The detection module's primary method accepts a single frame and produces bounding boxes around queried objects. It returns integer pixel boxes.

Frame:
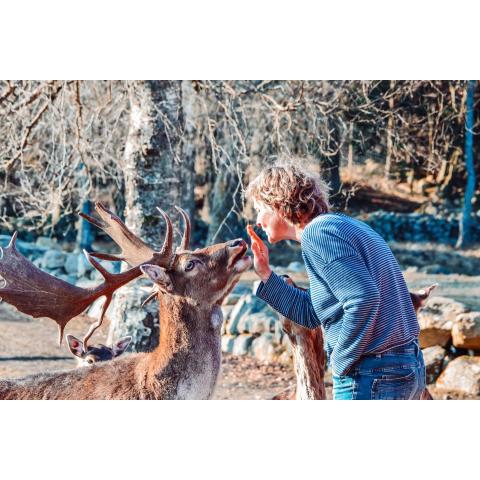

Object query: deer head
[66,334,132,367]
[141,238,251,307]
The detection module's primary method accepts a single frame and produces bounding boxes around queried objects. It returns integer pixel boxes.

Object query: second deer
[66,334,132,367]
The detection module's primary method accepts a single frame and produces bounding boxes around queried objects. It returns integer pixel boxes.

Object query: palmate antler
[0,203,191,348]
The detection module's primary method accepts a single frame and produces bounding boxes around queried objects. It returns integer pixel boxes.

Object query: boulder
[418,296,469,348]
[420,264,450,275]
[226,294,268,335]
[452,312,480,350]
[286,261,305,273]
[35,236,59,249]
[42,250,66,269]
[64,253,80,275]
[251,333,276,362]
[221,335,235,354]
[57,274,77,285]
[435,356,480,398]
[237,311,276,334]
[232,334,255,355]
[226,295,251,335]
[86,297,108,319]
[422,346,446,384]
[220,305,233,322]
[225,293,242,306]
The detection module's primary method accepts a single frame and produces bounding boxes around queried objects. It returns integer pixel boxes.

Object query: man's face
[253,200,292,244]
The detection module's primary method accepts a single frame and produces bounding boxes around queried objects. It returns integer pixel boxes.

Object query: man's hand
[246,225,272,282]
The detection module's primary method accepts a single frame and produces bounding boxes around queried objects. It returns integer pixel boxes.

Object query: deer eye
[86,357,95,364]
[184,260,196,272]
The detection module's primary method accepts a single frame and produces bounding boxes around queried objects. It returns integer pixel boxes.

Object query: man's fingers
[246,224,264,246]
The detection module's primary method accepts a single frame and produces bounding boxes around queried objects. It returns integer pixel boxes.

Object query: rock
[277,350,293,365]
[232,283,251,296]
[64,253,79,275]
[86,297,108,319]
[75,278,99,289]
[418,296,469,348]
[226,294,268,335]
[237,311,277,334]
[225,293,242,306]
[251,333,276,361]
[420,264,450,275]
[221,335,235,354]
[286,261,305,273]
[77,253,94,277]
[57,274,77,285]
[35,236,59,249]
[226,295,251,335]
[221,305,233,322]
[107,284,159,351]
[422,346,446,384]
[452,312,480,350]
[42,250,66,269]
[232,334,255,355]
[435,356,480,398]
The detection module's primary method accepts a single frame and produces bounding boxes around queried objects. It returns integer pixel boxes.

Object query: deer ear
[66,334,84,358]
[141,264,174,293]
[112,336,132,357]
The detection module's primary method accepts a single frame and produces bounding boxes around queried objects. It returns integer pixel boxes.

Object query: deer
[66,334,132,367]
[271,277,437,401]
[0,203,252,399]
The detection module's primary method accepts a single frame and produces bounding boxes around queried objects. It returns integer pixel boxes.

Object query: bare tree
[456,80,477,248]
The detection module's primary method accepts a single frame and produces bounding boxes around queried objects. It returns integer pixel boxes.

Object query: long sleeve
[319,255,380,376]
[255,272,321,329]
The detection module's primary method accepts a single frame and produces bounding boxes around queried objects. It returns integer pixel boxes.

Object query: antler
[0,203,179,348]
[174,206,191,251]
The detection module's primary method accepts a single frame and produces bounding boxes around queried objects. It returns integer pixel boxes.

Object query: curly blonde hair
[246,158,330,226]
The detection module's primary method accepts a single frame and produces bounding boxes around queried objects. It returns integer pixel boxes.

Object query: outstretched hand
[246,225,272,282]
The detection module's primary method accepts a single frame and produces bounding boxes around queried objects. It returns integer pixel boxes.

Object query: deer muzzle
[227,239,252,272]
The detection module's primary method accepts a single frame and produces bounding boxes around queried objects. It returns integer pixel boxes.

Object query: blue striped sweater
[256,213,419,376]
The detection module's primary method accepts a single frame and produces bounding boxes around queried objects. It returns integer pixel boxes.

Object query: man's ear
[66,334,85,358]
[112,336,132,357]
[140,264,174,293]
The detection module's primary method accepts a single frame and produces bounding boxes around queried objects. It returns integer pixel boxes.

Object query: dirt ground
[0,269,478,400]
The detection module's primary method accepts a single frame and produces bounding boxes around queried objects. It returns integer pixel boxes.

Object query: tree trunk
[108,80,194,352]
[456,80,477,249]
[321,117,341,207]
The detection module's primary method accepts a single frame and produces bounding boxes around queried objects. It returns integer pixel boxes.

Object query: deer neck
[145,294,223,399]
[283,320,326,400]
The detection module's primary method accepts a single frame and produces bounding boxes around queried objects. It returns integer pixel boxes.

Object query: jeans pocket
[371,369,417,400]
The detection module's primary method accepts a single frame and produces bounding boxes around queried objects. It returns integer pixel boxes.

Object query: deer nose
[229,239,245,248]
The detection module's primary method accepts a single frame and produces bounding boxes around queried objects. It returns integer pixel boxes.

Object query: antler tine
[174,206,191,251]
[80,202,155,268]
[82,294,113,349]
[7,231,18,249]
[156,207,174,261]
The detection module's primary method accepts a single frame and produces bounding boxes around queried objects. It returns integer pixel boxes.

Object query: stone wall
[363,211,480,245]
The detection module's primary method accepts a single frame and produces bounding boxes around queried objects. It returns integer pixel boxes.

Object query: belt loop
[413,339,420,356]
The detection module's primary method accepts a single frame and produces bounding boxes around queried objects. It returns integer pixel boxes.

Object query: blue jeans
[332,339,426,400]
